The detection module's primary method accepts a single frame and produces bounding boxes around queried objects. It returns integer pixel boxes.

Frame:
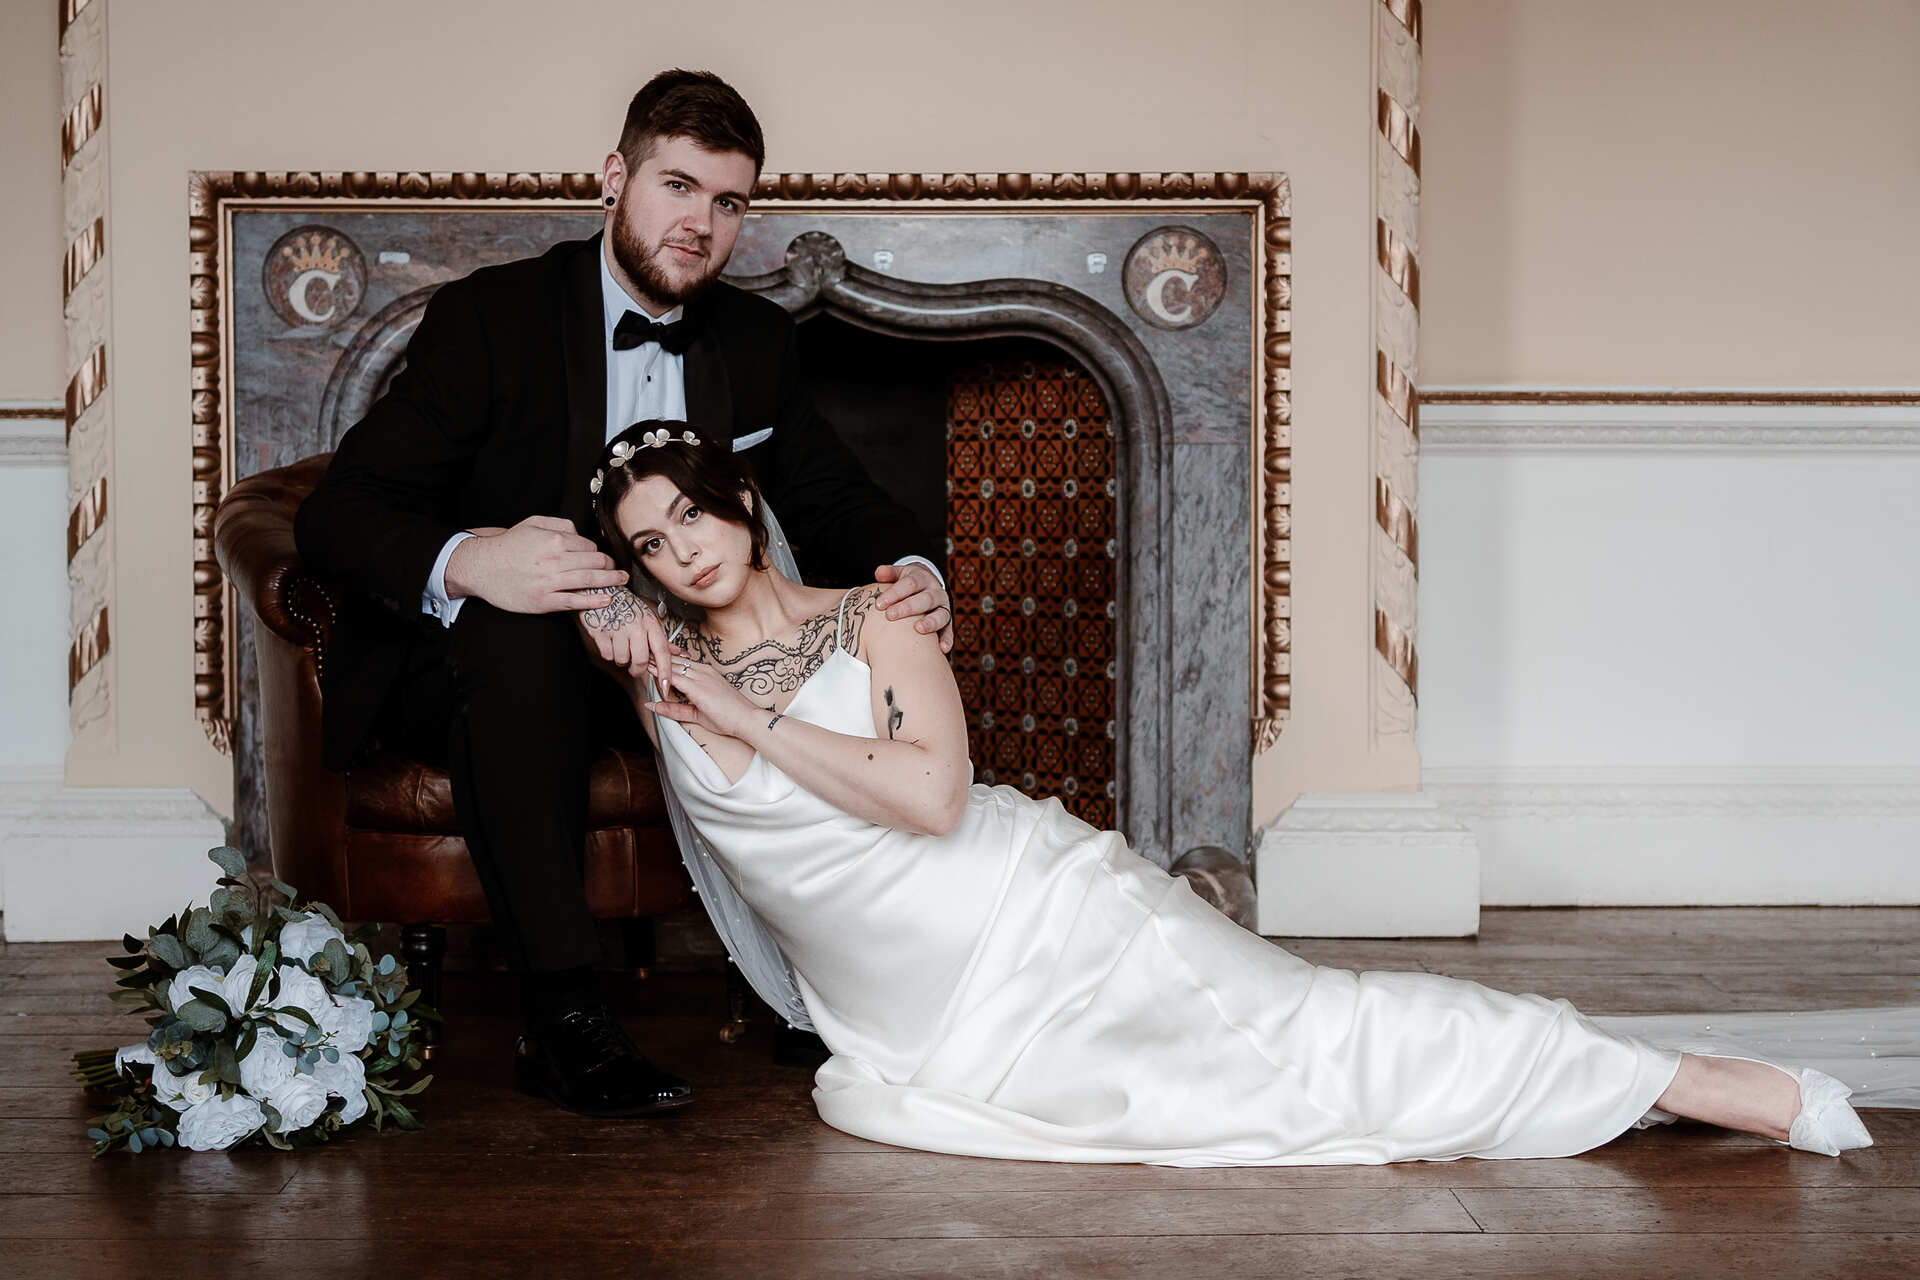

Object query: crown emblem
[1135,231,1210,278]
[280,232,346,274]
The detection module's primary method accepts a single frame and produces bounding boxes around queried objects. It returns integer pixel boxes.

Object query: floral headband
[590,427,701,495]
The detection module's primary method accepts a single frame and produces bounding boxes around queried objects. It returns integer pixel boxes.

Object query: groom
[294,69,950,1116]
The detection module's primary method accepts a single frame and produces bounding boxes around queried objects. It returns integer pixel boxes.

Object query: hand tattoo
[582,586,640,632]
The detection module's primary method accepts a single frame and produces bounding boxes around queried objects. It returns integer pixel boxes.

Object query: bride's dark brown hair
[590,420,769,605]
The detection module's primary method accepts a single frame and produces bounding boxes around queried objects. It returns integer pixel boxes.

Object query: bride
[579,420,1908,1166]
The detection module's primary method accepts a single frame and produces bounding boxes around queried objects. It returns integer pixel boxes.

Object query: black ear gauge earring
[604,195,616,206]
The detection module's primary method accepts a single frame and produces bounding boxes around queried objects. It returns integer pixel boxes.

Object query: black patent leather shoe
[512,1004,694,1117]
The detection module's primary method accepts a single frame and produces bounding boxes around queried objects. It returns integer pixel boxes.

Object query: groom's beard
[610,205,723,310]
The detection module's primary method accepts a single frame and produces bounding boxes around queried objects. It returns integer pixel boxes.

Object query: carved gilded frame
[188,170,1292,755]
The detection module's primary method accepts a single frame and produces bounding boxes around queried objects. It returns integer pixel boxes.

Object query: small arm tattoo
[884,686,905,740]
[582,586,640,632]
[767,711,784,731]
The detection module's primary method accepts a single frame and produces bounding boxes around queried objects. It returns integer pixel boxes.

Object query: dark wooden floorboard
[2,906,1915,1276]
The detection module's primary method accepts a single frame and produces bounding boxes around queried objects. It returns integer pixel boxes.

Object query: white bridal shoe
[1632,1057,1873,1155]
[1780,1063,1875,1156]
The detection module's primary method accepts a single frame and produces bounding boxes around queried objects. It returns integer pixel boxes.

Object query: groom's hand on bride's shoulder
[872,563,954,655]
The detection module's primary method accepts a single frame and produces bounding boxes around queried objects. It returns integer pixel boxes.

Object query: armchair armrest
[213,454,340,656]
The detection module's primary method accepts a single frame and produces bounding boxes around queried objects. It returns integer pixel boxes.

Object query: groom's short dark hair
[617,69,766,176]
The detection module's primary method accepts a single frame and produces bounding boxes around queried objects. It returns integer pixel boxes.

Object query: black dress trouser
[374,602,650,975]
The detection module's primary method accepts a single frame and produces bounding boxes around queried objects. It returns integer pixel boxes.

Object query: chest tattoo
[686,608,840,705]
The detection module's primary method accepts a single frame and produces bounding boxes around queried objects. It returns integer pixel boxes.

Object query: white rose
[276,913,347,966]
[237,1026,297,1098]
[149,1061,218,1113]
[271,965,333,1037]
[166,964,228,1015]
[312,1051,367,1124]
[219,953,266,1017]
[113,1042,156,1075]
[321,995,376,1055]
[175,1093,265,1152]
[264,1073,329,1132]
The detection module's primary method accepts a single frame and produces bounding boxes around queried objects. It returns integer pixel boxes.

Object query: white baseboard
[1425,766,1920,906]
[1,786,228,941]
[1254,794,1481,937]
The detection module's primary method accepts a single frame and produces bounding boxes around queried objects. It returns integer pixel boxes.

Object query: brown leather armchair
[212,454,694,1052]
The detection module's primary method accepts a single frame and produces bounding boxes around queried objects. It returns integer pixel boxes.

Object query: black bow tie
[612,309,697,355]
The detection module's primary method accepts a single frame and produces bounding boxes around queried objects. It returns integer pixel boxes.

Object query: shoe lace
[561,1007,631,1073]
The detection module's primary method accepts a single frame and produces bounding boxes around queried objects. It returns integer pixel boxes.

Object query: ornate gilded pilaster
[1372,0,1422,734]
[61,0,112,734]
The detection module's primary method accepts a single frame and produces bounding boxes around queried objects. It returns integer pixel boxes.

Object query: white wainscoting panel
[1416,396,1920,904]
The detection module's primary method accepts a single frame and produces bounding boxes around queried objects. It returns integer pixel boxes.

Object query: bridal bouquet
[69,846,435,1154]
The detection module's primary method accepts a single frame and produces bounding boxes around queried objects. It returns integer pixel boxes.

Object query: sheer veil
[648,499,814,1032]
[1594,1007,1920,1108]
[648,510,1918,1102]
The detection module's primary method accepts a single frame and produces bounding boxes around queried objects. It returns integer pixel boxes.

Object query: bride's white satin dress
[656,640,1698,1166]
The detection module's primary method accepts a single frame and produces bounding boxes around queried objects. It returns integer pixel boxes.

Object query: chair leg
[720,962,750,1044]
[401,923,448,1062]
[619,916,656,980]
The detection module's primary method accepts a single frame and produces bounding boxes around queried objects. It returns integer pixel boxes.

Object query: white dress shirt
[422,242,941,626]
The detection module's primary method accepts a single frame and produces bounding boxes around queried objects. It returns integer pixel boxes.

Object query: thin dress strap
[834,586,859,655]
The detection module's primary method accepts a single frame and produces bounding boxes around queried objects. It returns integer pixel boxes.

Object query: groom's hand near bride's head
[444,515,630,615]
[872,563,954,655]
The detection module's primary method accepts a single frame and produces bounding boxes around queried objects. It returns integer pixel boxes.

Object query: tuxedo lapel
[681,297,735,442]
[560,234,608,532]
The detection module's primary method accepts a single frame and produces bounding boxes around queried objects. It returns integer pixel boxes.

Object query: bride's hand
[641,654,759,741]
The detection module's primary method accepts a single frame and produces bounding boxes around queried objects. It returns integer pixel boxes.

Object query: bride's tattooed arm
[726,586,969,836]
[581,585,643,632]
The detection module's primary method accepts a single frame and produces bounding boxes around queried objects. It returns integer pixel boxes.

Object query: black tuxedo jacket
[293,233,938,769]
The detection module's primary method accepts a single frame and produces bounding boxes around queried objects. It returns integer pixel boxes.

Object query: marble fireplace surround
[314,225,1247,865]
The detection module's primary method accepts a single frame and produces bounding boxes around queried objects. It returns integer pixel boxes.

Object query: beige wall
[38,0,1920,833]
[91,0,1388,822]
[1423,0,1920,387]
[1,0,66,402]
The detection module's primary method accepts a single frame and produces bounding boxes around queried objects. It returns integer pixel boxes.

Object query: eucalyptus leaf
[107,989,152,1007]
[182,908,219,957]
[312,901,345,931]
[213,1039,241,1086]
[148,934,190,971]
[202,937,242,971]
[87,1127,109,1141]
[387,1074,434,1097]
[269,876,297,901]
[121,933,143,954]
[274,904,303,923]
[128,1131,143,1153]
[388,1099,418,1130]
[176,999,226,1034]
[207,845,247,880]
[272,1002,316,1028]
[187,985,232,1018]
[106,954,144,970]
